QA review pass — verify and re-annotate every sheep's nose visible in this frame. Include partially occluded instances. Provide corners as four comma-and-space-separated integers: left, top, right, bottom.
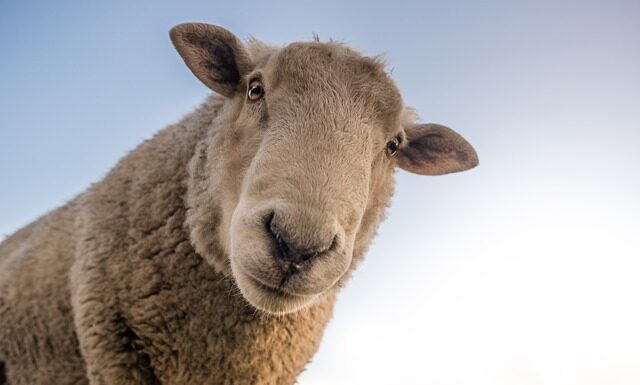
265, 212, 337, 268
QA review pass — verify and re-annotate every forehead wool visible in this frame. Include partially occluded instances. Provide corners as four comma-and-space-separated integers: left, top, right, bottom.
248, 39, 403, 135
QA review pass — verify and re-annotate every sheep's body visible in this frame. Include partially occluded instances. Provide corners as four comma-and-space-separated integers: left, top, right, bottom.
1, 23, 479, 385
0, 205, 87, 385
0, 97, 334, 385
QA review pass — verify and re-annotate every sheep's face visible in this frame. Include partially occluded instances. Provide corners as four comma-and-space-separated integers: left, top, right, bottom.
172, 24, 479, 314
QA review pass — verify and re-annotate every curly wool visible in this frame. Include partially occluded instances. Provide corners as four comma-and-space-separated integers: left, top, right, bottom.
0, 96, 341, 385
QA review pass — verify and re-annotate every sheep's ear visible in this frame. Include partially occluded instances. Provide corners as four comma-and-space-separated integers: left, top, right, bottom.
397, 123, 479, 175
170, 23, 252, 97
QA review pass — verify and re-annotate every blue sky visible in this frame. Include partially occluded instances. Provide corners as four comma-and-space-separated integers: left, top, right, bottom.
1, 1, 639, 384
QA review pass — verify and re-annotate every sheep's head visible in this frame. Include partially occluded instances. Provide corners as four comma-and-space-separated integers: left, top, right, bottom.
171, 23, 478, 314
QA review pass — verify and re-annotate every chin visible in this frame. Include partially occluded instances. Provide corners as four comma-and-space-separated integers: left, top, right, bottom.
232, 265, 321, 315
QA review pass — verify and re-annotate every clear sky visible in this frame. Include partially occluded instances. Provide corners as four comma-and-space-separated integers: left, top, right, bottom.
1, 1, 639, 384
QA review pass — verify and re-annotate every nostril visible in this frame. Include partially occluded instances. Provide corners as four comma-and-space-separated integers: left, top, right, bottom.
328, 234, 338, 252
299, 252, 316, 262
264, 211, 339, 264
265, 212, 279, 243
265, 212, 290, 260
297, 236, 336, 261
264, 211, 275, 235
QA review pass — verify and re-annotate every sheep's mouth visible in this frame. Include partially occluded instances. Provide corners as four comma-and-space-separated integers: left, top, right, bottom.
248, 275, 288, 297
245, 271, 307, 299
235, 268, 319, 314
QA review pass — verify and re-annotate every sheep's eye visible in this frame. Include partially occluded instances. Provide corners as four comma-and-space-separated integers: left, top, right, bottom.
247, 81, 265, 101
386, 137, 400, 156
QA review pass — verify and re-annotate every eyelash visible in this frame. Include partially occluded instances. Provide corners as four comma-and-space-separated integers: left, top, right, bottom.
247, 76, 265, 102
386, 135, 402, 156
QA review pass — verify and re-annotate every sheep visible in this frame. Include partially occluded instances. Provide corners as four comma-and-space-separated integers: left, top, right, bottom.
0, 23, 478, 385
